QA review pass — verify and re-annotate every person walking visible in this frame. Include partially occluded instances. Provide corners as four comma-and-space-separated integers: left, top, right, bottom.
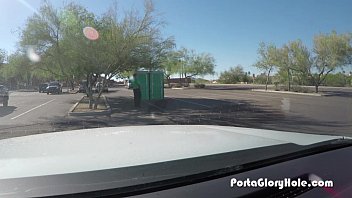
131, 73, 141, 107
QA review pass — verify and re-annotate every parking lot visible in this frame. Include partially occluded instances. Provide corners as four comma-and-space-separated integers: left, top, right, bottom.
0, 86, 351, 139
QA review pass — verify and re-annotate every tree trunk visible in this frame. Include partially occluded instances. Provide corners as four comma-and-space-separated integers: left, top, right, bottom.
94, 89, 103, 110
287, 69, 291, 91
315, 84, 319, 93
93, 98, 99, 109
70, 80, 74, 90
26, 72, 31, 89
179, 72, 182, 85
94, 78, 107, 109
87, 74, 94, 109
265, 68, 272, 91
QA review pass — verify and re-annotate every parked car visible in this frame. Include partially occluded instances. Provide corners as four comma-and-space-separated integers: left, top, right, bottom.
78, 84, 86, 93
38, 83, 48, 93
0, 85, 9, 107
46, 82, 62, 95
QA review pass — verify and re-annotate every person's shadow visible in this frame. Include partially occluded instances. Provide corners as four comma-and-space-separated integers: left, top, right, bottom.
0, 106, 17, 118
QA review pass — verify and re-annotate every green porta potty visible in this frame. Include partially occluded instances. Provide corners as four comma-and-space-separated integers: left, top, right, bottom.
135, 71, 164, 101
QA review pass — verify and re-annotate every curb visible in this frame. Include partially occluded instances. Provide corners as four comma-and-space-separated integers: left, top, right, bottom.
252, 89, 323, 96
68, 96, 83, 114
67, 90, 80, 94
15, 89, 38, 92
171, 87, 191, 90
68, 95, 111, 116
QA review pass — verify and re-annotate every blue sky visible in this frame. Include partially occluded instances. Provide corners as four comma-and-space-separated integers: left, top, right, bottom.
1, 0, 351, 78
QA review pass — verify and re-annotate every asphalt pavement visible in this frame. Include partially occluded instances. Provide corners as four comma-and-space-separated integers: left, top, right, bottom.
0, 86, 351, 139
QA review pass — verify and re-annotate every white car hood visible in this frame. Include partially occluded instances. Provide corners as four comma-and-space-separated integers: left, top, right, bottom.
0, 125, 344, 180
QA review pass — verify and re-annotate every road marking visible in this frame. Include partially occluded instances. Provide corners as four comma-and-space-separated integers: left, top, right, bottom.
11, 99, 55, 120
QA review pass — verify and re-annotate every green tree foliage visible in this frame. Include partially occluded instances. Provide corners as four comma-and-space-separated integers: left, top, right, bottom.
188, 52, 216, 77
253, 42, 277, 90
218, 65, 247, 84
272, 40, 312, 91
160, 47, 215, 86
255, 32, 352, 92
18, 0, 174, 108
20, 2, 68, 79
254, 73, 272, 85
309, 32, 351, 92
0, 52, 34, 88
178, 47, 215, 78
160, 50, 181, 86
0, 49, 6, 65
0, 49, 7, 83
324, 73, 349, 87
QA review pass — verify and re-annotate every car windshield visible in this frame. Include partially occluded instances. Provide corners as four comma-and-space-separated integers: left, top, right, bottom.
0, 0, 351, 192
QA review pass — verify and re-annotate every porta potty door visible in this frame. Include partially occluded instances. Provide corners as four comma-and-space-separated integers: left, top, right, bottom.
150, 71, 164, 100
136, 71, 149, 101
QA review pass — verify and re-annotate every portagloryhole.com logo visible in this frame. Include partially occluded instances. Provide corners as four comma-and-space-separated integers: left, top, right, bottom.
230, 175, 333, 190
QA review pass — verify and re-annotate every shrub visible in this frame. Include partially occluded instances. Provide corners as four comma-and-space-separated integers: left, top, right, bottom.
174, 83, 182, 88
291, 86, 311, 93
194, 83, 205, 88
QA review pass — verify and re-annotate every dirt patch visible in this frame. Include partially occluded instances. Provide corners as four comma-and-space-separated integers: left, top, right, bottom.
73, 96, 108, 112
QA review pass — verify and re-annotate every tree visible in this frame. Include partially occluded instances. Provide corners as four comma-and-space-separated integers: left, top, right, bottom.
188, 52, 216, 78
20, 2, 69, 80
254, 73, 272, 85
0, 49, 6, 65
0, 51, 34, 89
286, 40, 311, 86
18, 0, 172, 109
273, 40, 312, 91
85, 0, 172, 108
180, 48, 215, 79
160, 50, 181, 87
218, 65, 245, 84
309, 32, 352, 92
169, 47, 215, 85
160, 47, 215, 86
0, 49, 7, 83
254, 32, 351, 92
253, 42, 278, 90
